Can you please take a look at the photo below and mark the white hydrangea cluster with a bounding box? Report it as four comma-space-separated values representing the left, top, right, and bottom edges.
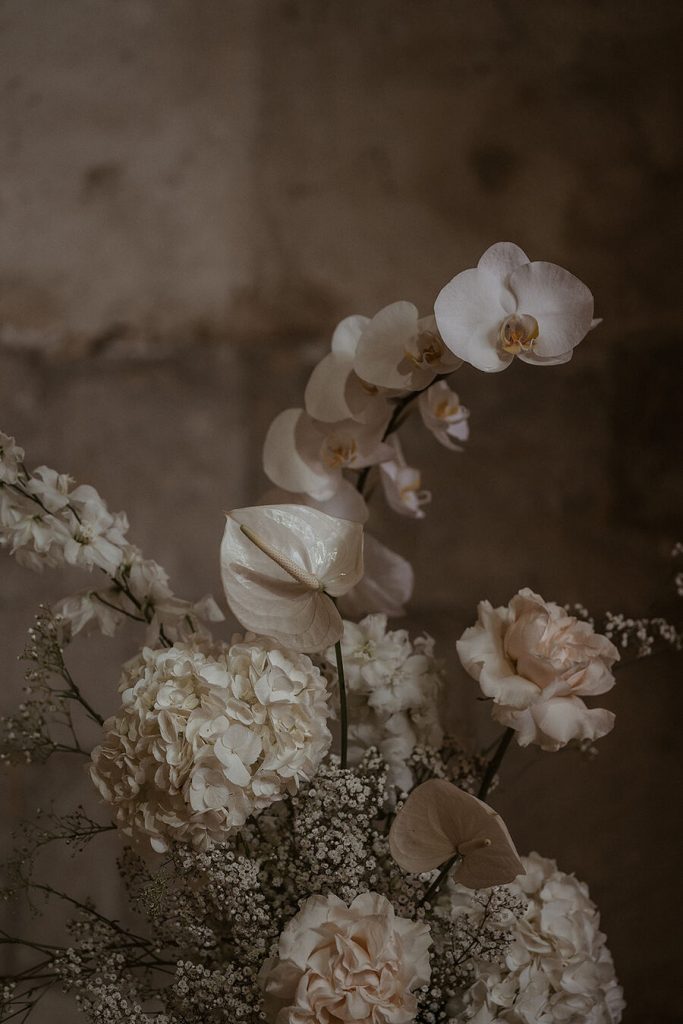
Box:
454, 852, 625, 1024
324, 614, 444, 792
90, 636, 332, 852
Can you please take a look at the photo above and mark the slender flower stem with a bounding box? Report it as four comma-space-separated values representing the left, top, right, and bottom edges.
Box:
420, 727, 516, 906
477, 727, 515, 802
334, 640, 349, 770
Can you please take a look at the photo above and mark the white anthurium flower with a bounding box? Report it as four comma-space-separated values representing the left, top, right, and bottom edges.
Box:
418, 380, 470, 451
434, 242, 596, 372
304, 314, 392, 425
339, 533, 414, 619
263, 407, 393, 502
220, 504, 364, 652
354, 301, 463, 391
379, 436, 431, 519
261, 478, 369, 524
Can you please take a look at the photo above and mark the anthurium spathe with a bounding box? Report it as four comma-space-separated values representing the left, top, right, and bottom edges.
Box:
263, 408, 393, 501
434, 242, 595, 372
354, 301, 462, 391
220, 504, 364, 652
389, 778, 523, 889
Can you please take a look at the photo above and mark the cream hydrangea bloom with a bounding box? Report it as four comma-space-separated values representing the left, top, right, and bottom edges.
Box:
325, 614, 443, 792
457, 589, 619, 751
259, 891, 432, 1023
90, 636, 331, 852
448, 852, 624, 1023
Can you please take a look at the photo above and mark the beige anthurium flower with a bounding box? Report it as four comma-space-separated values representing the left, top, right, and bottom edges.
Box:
389, 778, 523, 889
354, 301, 462, 392
220, 504, 364, 653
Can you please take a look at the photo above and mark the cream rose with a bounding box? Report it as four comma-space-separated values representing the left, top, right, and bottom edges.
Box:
457, 589, 619, 750
259, 891, 431, 1023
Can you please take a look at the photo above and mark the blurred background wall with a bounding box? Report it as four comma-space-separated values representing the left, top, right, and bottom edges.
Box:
1, 2, 682, 1021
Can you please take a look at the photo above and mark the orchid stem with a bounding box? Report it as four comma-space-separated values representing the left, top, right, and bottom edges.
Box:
420, 727, 515, 907
334, 640, 348, 770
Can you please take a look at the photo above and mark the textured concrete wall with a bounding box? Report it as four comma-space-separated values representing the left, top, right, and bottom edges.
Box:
1, 2, 682, 1021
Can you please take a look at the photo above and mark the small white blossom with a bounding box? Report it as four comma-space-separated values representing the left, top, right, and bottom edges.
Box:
419, 380, 470, 450
0, 431, 25, 484
325, 614, 443, 792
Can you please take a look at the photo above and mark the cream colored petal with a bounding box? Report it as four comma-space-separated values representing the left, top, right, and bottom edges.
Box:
331, 313, 369, 357
510, 261, 594, 361
304, 351, 357, 423
263, 408, 338, 501
354, 300, 423, 390
389, 778, 523, 889
338, 534, 413, 618
221, 504, 363, 651
434, 267, 515, 372
477, 241, 530, 283
260, 479, 369, 524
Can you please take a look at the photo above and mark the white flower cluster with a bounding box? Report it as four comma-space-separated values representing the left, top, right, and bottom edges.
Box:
0, 435, 222, 642
456, 852, 625, 1024
324, 614, 444, 792
90, 636, 332, 852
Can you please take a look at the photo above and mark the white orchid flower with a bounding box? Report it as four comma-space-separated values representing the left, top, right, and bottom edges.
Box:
379, 436, 431, 519
418, 381, 470, 451
304, 315, 391, 425
263, 408, 393, 501
339, 533, 414, 619
434, 242, 596, 372
220, 504, 364, 652
354, 301, 462, 392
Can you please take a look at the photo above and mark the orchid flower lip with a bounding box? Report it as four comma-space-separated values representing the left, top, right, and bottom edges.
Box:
236, 521, 324, 591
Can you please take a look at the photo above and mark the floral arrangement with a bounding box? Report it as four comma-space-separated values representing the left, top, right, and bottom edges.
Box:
1, 242, 681, 1023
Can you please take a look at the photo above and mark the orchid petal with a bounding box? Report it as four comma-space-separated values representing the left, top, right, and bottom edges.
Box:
477, 241, 530, 283
331, 314, 369, 357
435, 267, 515, 372
304, 352, 357, 423
389, 778, 523, 888
510, 261, 594, 361
263, 409, 337, 501
355, 301, 424, 390
338, 534, 413, 618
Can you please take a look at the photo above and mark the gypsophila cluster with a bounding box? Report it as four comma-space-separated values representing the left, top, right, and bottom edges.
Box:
602, 611, 681, 659
417, 885, 526, 1023
323, 614, 444, 793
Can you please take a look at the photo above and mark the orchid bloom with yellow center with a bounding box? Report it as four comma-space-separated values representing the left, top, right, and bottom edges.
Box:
354, 301, 462, 391
418, 380, 470, 451
434, 242, 597, 372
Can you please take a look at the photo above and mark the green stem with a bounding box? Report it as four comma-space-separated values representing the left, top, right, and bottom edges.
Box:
334, 640, 348, 770
420, 727, 516, 906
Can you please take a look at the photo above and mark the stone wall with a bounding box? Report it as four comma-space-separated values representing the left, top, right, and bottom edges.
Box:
1, 2, 682, 1020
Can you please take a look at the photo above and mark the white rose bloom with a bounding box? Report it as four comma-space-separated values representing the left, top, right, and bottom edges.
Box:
457, 589, 619, 751
90, 636, 332, 852
451, 852, 625, 1024
325, 615, 443, 792
259, 891, 431, 1023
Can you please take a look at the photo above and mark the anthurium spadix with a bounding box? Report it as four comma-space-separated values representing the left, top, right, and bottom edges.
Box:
389, 778, 523, 889
220, 505, 364, 653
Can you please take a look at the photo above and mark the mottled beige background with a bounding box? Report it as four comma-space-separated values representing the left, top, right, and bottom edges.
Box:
1, 2, 682, 1021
